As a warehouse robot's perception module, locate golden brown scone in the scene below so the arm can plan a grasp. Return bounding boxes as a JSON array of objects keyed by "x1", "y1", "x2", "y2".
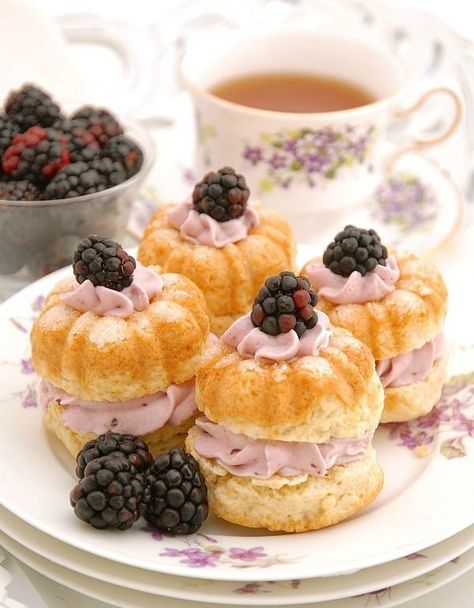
[
  {"x1": 301, "y1": 253, "x2": 448, "y2": 360},
  {"x1": 43, "y1": 400, "x2": 197, "y2": 458},
  {"x1": 381, "y1": 353, "x2": 448, "y2": 423},
  {"x1": 138, "y1": 204, "x2": 296, "y2": 336},
  {"x1": 195, "y1": 327, "x2": 383, "y2": 443},
  {"x1": 31, "y1": 270, "x2": 209, "y2": 402},
  {"x1": 187, "y1": 428, "x2": 383, "y2": 532}
]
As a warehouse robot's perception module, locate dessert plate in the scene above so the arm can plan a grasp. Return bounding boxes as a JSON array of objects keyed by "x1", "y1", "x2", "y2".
[
  {"x1": 0, "y1": 253, "x2": 472, "y2": 582},
  {"x1": 0, "y1": 506, "x2": 472, "y2": 605},
  {"x1": 1, "y1": 530, "x2": 473, "y2": 608}
]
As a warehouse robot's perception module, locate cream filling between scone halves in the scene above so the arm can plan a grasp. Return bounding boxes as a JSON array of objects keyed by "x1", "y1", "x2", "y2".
[
  {"x1": 193, "y1": 417, "x2": 371, "y2": 480},
  {"x1": 38, "y1": 379, "x2": 196, "y2": 436}
]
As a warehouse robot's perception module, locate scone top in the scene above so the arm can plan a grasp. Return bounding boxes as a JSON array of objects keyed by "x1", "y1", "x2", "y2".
[
  {"x1": 323, "y1": 225, "x2": 388, "y2": 278},
  {"x1": 192, "y1": 166, "x2": 250, "y2": 222},
  {"x1": 250, "y1": 271, "x2": 318, "y2": 338},
  {"x1": 73, "y1": 234, "x2": 136, "y2": 291}
]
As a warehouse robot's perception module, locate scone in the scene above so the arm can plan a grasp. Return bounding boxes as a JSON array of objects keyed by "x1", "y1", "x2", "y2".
[
  {"x1": 302, "y1": 225, "x2": 448, "y2": 423},
  {"x1": 31, "y1": 235, "x2": 210, "y2": 457},
  {"x1": 186, "y1": 270, "x2": 384, "y2": 532},
  {"x1": 138, "y1": 166, "x2": 295, "y2": 336}
]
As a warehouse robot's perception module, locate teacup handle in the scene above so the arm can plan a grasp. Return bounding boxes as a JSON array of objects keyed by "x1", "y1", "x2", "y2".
[{"x1": 392, "y1": 79, "x2": 464, "y2": 151}]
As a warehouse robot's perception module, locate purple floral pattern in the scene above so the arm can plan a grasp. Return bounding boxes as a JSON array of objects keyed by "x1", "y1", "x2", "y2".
[
  {"x1": 234, "y1": 579, "x2": 300, "y2": 595},
  {"x1": 405, "y1": 552, "x2": 427, "y2": 560},
  {"x1": 142, "y1": 524, "x2": 301, "y2": 569},
  {"x1": 373, "y1": 173, "x2": 438, "y2": 232},
  {"x1": 228, "y1": 546, "x2": 267, "y2": 561},
  {"x1": 386, "y1": 372, "x2": 474, "y2": 457},
  {"x1": 242, "y1": 124, "x2": 377, "y2": 191},
  {"x1": 20, "y1": 358, "x2": 34, "y2": 375}
]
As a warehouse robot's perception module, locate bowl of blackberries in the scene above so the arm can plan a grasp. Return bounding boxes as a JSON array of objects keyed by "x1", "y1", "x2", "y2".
[{"x1": 0, "y1": 84, "x2": 153, "y2": 279}]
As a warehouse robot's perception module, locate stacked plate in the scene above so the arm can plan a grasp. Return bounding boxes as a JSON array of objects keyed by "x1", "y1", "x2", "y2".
[{"x1": 0, "y1": 241, "x2": 473, "y2": 608}]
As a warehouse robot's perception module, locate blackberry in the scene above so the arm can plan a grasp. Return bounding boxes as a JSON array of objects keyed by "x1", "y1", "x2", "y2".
[
  {"x1": 72, "y1": 234, "x2": 136, "y2": 291},
  {"x1": 42, "y1": 157, "x2": 126, "y2": 199},
  {"x1": 1, "y1": 126, "x2": 70, "y2": 184},
  {"x1": 76, "y1": 433, "x2": 153, "y2": 479},
  {"x1": 0, "y1": 180, "x2": 40, "y2": 201},
  {"x1": 62, "y1": 120, "x2": 100, "y2": 163},
  {"x1": 251, "y1": 271, "x2": 318, "y2": 337},
  {"x1": 323, "y1": 225, "x2": 388, "y2": 278},
  {"x1": 71, "y1": 106, "x2": 124, "y2": 146},
  {"x1": 0, "y1": 115, "x2": 20, "y2": 158},
  {"x1": 102, "y1": 135, "x2": 143, "y2": 179},
  {"x1": 142, "y1": 448, "x2": 208, "y2": 535},
  {"x1": 192, "y1": 166, "x2": 250, "y2": 222},
  {"x1": 70, "y1": 453, "x2": 143, "y2": 530},
  {"x1": 5, "y1": 84, "x2": 62, "y2": 131}
]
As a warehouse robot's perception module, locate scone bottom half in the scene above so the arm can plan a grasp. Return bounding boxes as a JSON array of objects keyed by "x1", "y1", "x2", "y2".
[{"x1": 187, "y1": 270, "x2": 385, "y2": 532}]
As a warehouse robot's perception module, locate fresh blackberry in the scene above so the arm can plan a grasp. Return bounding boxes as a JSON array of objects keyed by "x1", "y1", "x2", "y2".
[
  {"x1": 142, "y1": 448, "x2": 208, "y2": 535},
  {"x1": 323, "y1": 225, "x2": 388, "y2": 278},
  {"x1": 5, "y1": 84, "x2": 62, "y2": 131},
  {"x1": 192, "y1": 166, "x2": 250, "y2": 222},
  {"x1": 251, "y1": 271, "x2": 318, "y2": 337},
  {"x1": 71, "y1": 106, "x2": 124, "y2": 146},
  {"x1": 72, "y1": 234, "x2": 136, "y2": 291},
  {"x1": 0, "y1": 115, "x2": 20, "y2": 158},
  {"x1": 1, "y1": 126, "x2": 70, "y2": 184},
  {"x1": 70, "y1": 453, "x2": 144, "y2": 530},
  {"x1": 0, "y1": 180, "x2": 40, "y2": 201},
  {"x1": 42, "y1": 157, "x2": 126, "y2": 199},
  {"x1": 102, "y1": 135, "x2": 143, "y2": 179},
  {"x1": 76, "y1": 433, "x2": 153, "y2": 479},
  {"x1": 62, "y1": 120, "x2": 100, "y2": 163}
]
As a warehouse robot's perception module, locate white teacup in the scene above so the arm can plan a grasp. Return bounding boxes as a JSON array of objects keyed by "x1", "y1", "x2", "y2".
[{"x1": 180, "y1": 28, "x2": 463, "y2": 243}]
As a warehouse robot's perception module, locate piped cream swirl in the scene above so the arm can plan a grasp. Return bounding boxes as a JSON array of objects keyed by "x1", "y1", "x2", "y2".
[
  {"x1": 306, "y1": 257, "x2": 400, "y2": 304},
  {"x1": 221, "y1": 311, "x2": 331, "y2": 362},
  {"x1": 61, "y1": 262, "x2": 163, "y2": 318},
  {"x1": 167, "y1": 200, "x2": 259, "y2": 248}
]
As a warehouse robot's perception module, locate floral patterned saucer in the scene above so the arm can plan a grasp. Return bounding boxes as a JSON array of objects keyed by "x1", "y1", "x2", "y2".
[
  {"x1": 0, "y1": 505, "x2": 472, "y2": 605},
  {"x1": 0, "y1": 529, "x2": 473, "y2": 608},
  {"x1": 0, "y1": 247, "x2": 472, "y2": 584}
]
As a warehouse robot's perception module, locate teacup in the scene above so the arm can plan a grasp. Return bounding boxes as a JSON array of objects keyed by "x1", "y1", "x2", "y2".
[{"x1": 180, "y1": 27, "x2": 463, "y2": 243}]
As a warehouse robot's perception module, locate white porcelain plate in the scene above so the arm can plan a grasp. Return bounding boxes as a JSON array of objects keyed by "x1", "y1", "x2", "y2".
[
  {"x1": 0, "y1": 251, "x2": 472, "y2": 582},
  {"x1": 0, "y1": 506, "x2": 472, "y2": 605},
  {"x1": 1, "y1": 530, "x2": 473, "y2": 608}
]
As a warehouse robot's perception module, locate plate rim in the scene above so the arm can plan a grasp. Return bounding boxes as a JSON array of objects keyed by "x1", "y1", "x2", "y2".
[{"x1": 0, "y1": 505, "x2": 473, "y2": 605}]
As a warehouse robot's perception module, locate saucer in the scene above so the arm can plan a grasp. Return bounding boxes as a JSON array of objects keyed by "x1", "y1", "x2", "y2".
[
  {"x1": 0, "y1": 505, "x2": 473, "y2": 605},
  {"x1": 1, "y1": 530, "x2": 473, "y2": 608}
]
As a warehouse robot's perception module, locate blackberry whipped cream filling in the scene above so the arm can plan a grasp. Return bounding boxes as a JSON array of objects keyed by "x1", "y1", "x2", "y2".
[
  {"x1": 194, "y1": 417, "x2": 371, "y2": 479},
  {"x1": 222, "y1": 311, "x2": 331, "y2": 362},
  {"x1": 61, "y1": 262, "x2": 163, "y2": 317},
  {"x1": 306, "y1": 256, "x2": 400, "y2": 305},
  {"x1": 376, "y1": 333, "x2": 445, "y2": 388},
  {"x1": 38, "y1": 379, "x2": 196, "y2": 436},
  {"x1": 167, "y1": 200, "x2": 259, "y2": 248}
]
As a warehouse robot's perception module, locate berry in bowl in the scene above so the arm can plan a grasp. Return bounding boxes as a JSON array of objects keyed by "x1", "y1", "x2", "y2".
[{"x1": 0, "y1": 84, "x2": 153, "y2": 285}]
